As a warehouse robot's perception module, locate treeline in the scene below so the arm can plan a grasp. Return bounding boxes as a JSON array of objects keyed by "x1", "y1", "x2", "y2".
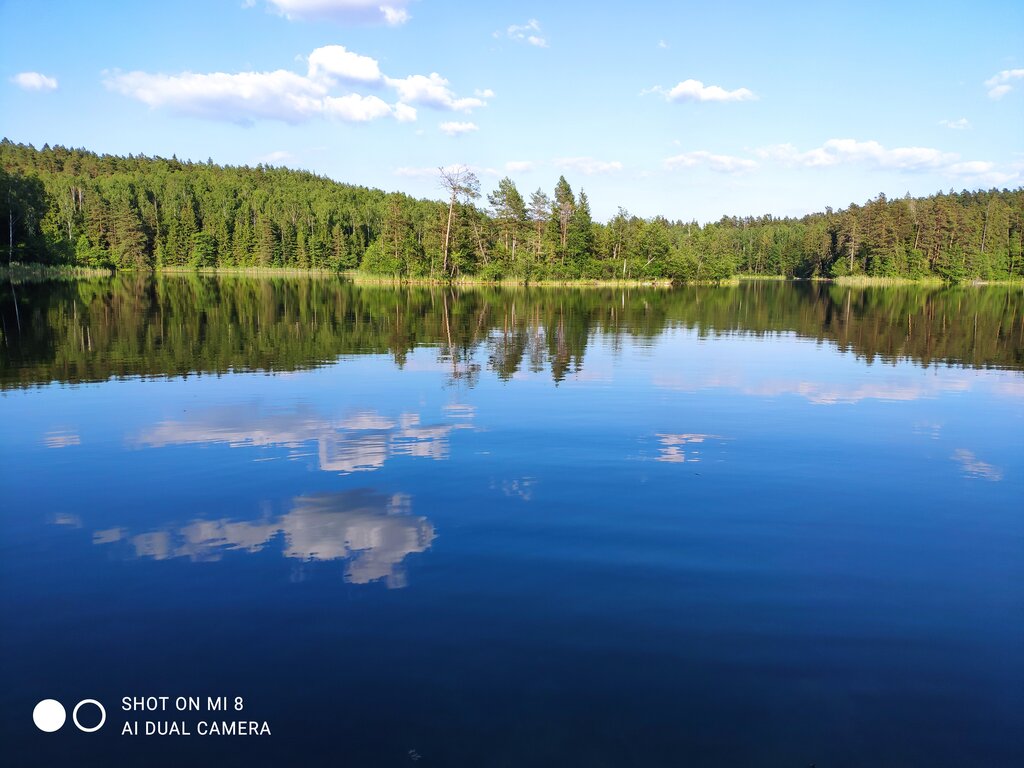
[
  {"x1": 2, "y1": 139, "x2": 1024, "y2": 281},
  {"x1": 3, "y1": 277, "x2": 1021, "y2": 389}
]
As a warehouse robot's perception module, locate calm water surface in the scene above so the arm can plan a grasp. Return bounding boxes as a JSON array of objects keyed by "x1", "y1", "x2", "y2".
[{"x1": 1, "y1": 278, "x2": 1022, "y2": 766}]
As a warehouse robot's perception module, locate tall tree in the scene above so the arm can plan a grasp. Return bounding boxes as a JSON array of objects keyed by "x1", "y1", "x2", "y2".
[
  {"x1": 528, "y1": 189, "x2": 551, "y2": 261},
  {"x1": 550, "y1": 176, "x2": 575, "y2": 263},
  {"x1": 488, "y1": 177, "x2": 527, "y2": 266},
  {"x1": 438, "y1": 166, "x2": 480, "y2": 278}
]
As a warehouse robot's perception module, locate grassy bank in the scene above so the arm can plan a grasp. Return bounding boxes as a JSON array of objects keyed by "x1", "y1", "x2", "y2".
[
  {"x1": 1, "y1": 263, "x2": 114, "y2": 283},
  {"x1": 829, "y1": 275, "x2": 946, "y2": 287},
  {"x1": 341, "y1": 271, "x2": 685, "y2": 288},
  {"x1": 828, "y1": 275, "x2": 1024, "y2": 287},
  {"x1": 736, "y1": 274, "x2": 789, "y2": 281},
  {"x1": 6, "y1": 262, "x2": 1019, "y2": 289},
  {"x1": 158, "y1": 265, "x2": 340, "y2": 278}
]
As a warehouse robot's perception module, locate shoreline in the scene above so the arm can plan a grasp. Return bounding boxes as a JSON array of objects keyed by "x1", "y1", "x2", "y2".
[{"x1": 3, "y1": 263, "x2": 1022, "y2": 288}]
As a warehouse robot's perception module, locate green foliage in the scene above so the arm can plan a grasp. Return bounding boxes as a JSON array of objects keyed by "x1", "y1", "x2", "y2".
[
  {"x1": 361, "y1": 238, "x2": 397, "y2": 275},
  {"x1": 189, "y1": 231, "x2": 218, "y2": 268},
  {"x1": 1, "y1": 166, "x2": 49, "y2": 263},
  {"x1": 3, "y1": 139, "x2": 1023, "y2": 282}
]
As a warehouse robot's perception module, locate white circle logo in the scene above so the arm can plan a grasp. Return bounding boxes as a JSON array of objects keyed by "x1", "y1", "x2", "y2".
[
  {"x1": 72, "y1": 699, "x2": 106, "y2": 733},
  {"x1": 33, "y1": 699, "x2": 67, "y2": 732}
]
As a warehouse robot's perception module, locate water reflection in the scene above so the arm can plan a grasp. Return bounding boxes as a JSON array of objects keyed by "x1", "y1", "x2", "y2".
[
  {"x1": 2, "y1": 278, "x2": 1022, "y2": 389},
  {"x1": 91, "y1": 490, "x2": 433, "y2": 588},
  {"x1": 651, "y1": 368, "x2": 1002, "y2": 405},
  {"x1": 491, "y1": 477, "x2": 537, "y2": 501},
  {"x1": 42, "y1": 430, "x2": 80, "y2": 448},
  {"x1": 951, "y1": 449, "x2": 1003, "y2": 481},
  {"x1": 135, "y1": 405, "x2": 472, "y2": 474},
  {"x1": 654, "y1": 434, "x2": 725, "y2": 463}
]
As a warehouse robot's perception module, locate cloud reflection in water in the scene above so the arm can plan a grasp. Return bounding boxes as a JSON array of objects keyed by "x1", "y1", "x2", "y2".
[
  {"x1": 135, "y1": 405, "x2": 472, "y2": 474},
  {"x1": 92, "y1": 490, "x2": 434, "y2": 588}
]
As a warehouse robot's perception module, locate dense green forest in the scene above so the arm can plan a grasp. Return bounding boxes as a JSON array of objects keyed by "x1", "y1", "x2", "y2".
[
  {"x1": 2, "y1": 277, "x2": 1021, "y2": 389},
  {"x1": 2, "y1": 139, "x2": 1024, "y2": 281}
]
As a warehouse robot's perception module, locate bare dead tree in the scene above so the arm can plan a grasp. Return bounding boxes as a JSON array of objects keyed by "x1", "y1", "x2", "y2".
[{"x1": 438, "y1": 165, "x2": 480, "y2": 278}]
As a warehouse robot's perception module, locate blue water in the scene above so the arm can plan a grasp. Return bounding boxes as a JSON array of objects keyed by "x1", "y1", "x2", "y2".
[{"x1": 1, "y1": 279, "x2": 1022, "y2": 766}]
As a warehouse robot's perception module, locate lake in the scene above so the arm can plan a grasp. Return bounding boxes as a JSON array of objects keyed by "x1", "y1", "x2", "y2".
[{"x1": 1, "y1": 277, "x2": 1022, "y2": 767}]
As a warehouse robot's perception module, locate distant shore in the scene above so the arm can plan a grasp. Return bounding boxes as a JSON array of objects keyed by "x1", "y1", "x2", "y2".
[{"x1": 3, "y1": 262, "x2": 1023, "y2": 288}]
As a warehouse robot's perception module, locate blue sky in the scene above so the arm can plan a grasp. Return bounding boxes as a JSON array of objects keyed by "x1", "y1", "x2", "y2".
[{"x1": 2, "y1": 0, "x2": 1022, "y2": 221}]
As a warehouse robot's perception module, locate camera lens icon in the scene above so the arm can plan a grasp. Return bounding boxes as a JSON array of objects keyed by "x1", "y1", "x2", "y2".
[{"x1": 33, "y1": 699, "x2": 106, "y2": 733}]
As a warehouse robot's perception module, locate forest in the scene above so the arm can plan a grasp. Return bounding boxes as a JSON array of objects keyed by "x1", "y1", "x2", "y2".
[{"x1": 2, "y1": 139, "x2": 1023, "y2": 282}]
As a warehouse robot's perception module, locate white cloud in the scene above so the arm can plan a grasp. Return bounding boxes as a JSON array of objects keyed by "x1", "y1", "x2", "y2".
[
  {"x1": 505, "y1": 160, "x2": 535, "y2": 172},
  {"x1": 256, "y1": 150, "x2": 295, "y2": 165},
  {"x1": 648, "y1": 78, "x2": 756, "y2": 103},
  {"x1": 505, "y1": 19, "x2": 548, "y2": 47},
  {"x1": 756, "y1": 138, "x2": 1019, "y2": 186},
  {"x1": 107, "y1": 45, "x2": 487, "y2": 124},
  {"x1": 554, "y1": 157, "x2": 624, "y2": 175},
  {"x1": 105, "y1": 69, "x2": 329, "y2": 123},
  {"x1": 945, "y1": 161, "x2": 1019, "y2": 186},
  {"x1": 758, "y1": 139, "x2": 956, "y2": 170},
  {"x1": 323, "y1": 93, "x2": 394, "y2": 121},
  {"x1": 307, "y1": 45, "x2": 382, "y2": 84},
  {"x1": 266, "y1": 0, "x2": 411, "y2": 26},
  {"x1": 384, "y1": 73, "x2": 487, "y2": 112},
  {"x1": 380, "y1": 5, "x2": 409, "y2": 25},
  {"x1": 658, "y1": 40, "x2": 669, "y2": 49},
  {"x1": 393, "y1": 102, "x2": 417, "y2": 122},
  {"x1": 10, "y1": 71, "x2": 58, "y2": 91},
  {"x1": 474, "y1": 88, "x2": 495, "y2": 98},
  {"x1": 946, "y1": 160, "x2": 994, "y2": 176},
  {"x1": 439, "y1": 121, "x2": 479, "y2": 136},
  {"x1": 939, "y1": 117, "x2": 970, "y2": 130},
  {"x1": 664, "y1": 151, "x2": 757, "y2": 174},
  {"x1": 984, "y1": 68, "x2": 1024, "y2": 99}
]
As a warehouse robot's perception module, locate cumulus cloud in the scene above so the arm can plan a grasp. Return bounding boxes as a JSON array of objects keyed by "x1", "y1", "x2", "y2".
[
  {"x1": 105, "y1": 69, "x2": 331, "y2": 123},
  {"x1": 504, "y1": 19, "x2": 548, "y2": 47},
  {"x1": 384, "y1": 73, "x2": 487, "y2": 112},
  {"x1": 393, "y1": 101, "x2": 417, "y2": 122},
  {"x1": 505, "y1": 160, "x2": 535, "y2": 172},
  {"x1": 323, "y1": 93, "x2": 395, "y2": 121},
  {"x1": 985, "y1": 68, "x2": 1024, "y2": 99},
  {"x1": 266, "y1": 0, "x2": 411, "y2": 26},
  {"x1": 307, "y1": 44, "x2": 382, "y2": 83},
  {"x1": 10, "y1": 71, "x2": 58, "y2": 91},
  {"x1": 106, "y1": 44, "x2": 488, "y2": 124},
  {"x1": 664, "y1": 151, "x2": 757, "y2": 174},
  {"x1": 439, "y1": 121, "x2": 478, "y2": 136},
  {"x1": 756, "y1": 138, "x2": 1019, "y2": 186},
  {"x1": 938, "y1": 117, "x2": 970, "y2": 130},
  {"x1": 554, "y1": 157, "x2": 623, "y2": 175},
  {"x1": 647, "y1": 78, "x2": 756, "y2": 103}
]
